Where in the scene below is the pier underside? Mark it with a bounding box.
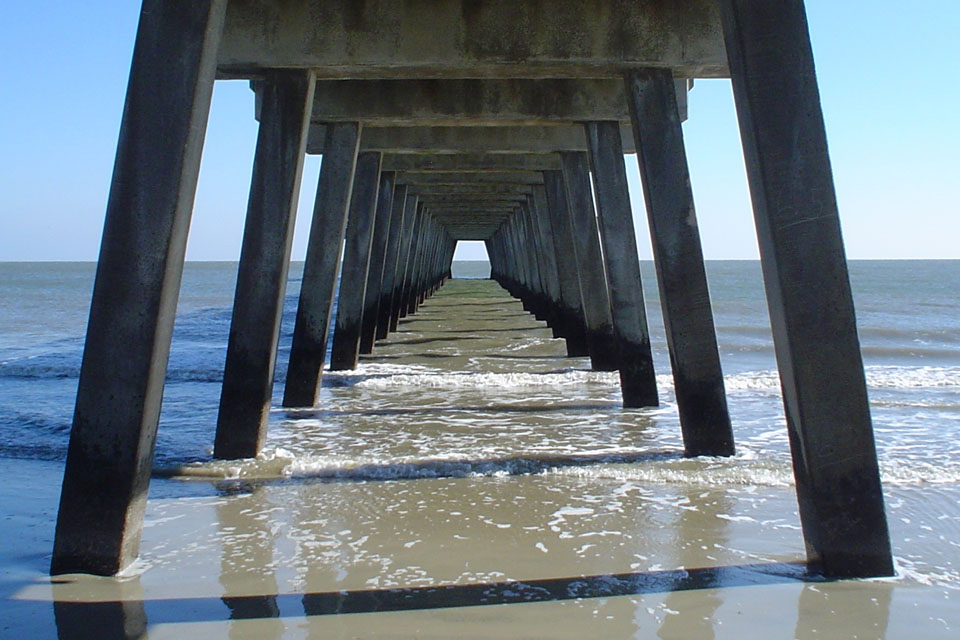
[53,0,892,583]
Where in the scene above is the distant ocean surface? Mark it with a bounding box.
[1,259,959,590]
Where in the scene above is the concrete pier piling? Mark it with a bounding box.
[214,71,315,460]
[330,152,383,371]
[719,0,892,577]
[372,182,406,344]
[528,189,565,338]
[559,152,619,372]
[400,206,425,318]
[358,172,397,354]
[625,69,734,456]
[283,123,361,407]
[52,0,228,576]
[541,171,591,357]
[585,121,659,408]
[57,0,892,580]
[390,197,420,331]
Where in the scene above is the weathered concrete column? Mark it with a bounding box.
[584,122,659,408]
[526,198,556,325]
[52,0,227,576]
[488,234,502,282]
[214,72,316,460]
[719,0,892,577]
[330,152,383,370]
[542,171,590,357]
[390,197,420,330]
[283,123,361,407]
[559,152,619,371]
[414,218,434,306]
[491,234,508,284]
[515,212,534,307]
[361,176,398,350]
[401,210,422,316]
[400,205,425,318]
[505,215,527,302]
[375,184,407,341]
[416,214,438,308]
[410,214,435,310]
[529,186,565,338]
[625,69,734,455]
[518,203,545,318]
[535,182,587,355]
[424,225,443,298]
[443,235,455,280]
[487,234,503,283]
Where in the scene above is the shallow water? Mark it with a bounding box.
[1,261,959,637]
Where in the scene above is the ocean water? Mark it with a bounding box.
[1,259,959,635]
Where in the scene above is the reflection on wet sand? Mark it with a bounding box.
[794,581,892,639]
[216,484,282,638]
[50,565,816,630]
[657,488,732,639]
[52,578,146,639]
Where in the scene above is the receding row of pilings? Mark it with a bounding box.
[215,143,457,461]
[53,0,893,582]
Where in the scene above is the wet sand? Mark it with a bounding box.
[2,279,958,638]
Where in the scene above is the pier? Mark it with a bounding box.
[53,0,892,583]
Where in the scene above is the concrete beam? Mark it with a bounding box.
[425,207,517,215]
[396,172,544,185]
[405,184,534,196]
[424,214,518,225]
[382,153,561,172]
[297,79,688,125]
[450,234,496,241]
[219,0,727,78]
[418,195,528,205]
[307,125,636,154]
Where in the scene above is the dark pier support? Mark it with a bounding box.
[390,197,420,330]
[400,206,425,317]
[518,202,546,319]
[496,217,518,296]
[559,152,619,372]
[330,152,383,370]
[720,0,892,577]
[528,188,564,338]
[402,210,424,316]
[584,121,659,408]
[214,71,316,460]
[413,212,438,311]
[542,171,590,357]
[375,184,408,341]
[51,0,228,576]
[283,123,361,407]
[360,173,397,353]
[507,214,531,306]
[625,69,734,455]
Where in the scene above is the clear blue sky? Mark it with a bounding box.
[1,1,957,261]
